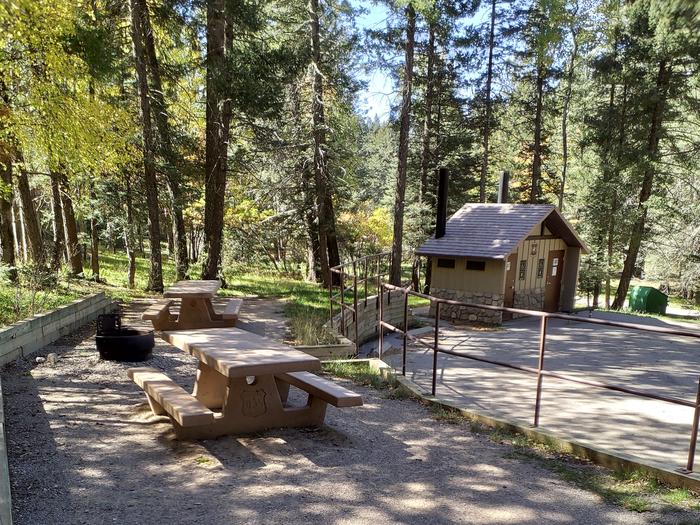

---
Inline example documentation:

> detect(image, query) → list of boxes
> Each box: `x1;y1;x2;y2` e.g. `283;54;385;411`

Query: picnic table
142;280;243;331
127;327;362;439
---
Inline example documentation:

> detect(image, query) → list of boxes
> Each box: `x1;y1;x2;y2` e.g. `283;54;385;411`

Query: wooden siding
431;257;505;294
512;236;566;292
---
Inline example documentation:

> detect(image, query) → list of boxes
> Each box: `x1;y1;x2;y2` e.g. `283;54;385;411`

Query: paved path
2;320;669;525
384;311;700;472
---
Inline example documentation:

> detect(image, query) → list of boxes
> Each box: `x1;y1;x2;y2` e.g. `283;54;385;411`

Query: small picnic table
142;279;243;331
128;327;362;439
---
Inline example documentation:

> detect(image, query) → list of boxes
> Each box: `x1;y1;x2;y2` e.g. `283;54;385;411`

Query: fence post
402;289;409;376
432;301;441;396
328;272;334;329
533;315;549;427
685;376;700;472
378;284;384;360
364;258;368;306
340;272;345;336
353;275;359;355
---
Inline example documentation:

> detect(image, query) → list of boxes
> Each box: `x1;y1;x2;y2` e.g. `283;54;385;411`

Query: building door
503;253;517;320
544;250;565;312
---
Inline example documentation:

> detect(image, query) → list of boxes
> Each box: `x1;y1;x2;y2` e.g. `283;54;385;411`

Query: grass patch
0;250;178;327
321;361;414;399
223;271;336;345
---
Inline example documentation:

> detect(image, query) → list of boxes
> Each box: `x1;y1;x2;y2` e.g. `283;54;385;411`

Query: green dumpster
627;285;668;315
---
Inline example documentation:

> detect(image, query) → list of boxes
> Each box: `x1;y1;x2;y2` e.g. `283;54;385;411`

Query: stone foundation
428;288;504;325
513;288;545;312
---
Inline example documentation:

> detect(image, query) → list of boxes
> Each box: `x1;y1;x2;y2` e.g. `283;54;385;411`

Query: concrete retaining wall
331;291;411;347
0;292;118;366
0;374;10;525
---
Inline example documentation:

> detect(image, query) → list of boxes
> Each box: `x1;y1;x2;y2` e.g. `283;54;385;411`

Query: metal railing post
533;315;549;427
402;289;409;376
376;257;381;308
685;377;700;472
340;272;345;336
328;272;334;329
353;275;359;355
378;284;384;359
364;258;368;306
432;301;441;396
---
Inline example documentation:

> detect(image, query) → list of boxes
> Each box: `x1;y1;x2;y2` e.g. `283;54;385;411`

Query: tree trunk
419;22;436;206
202;0;231;280
130;0;163;292
17;193;28;263
49;170;66;271
309;0;340;286
16;166;45;267
480;0;497;204
59;173;83;275
559;37;578;211
137;0;188;280
389;3;416;286
0;146;16;282
612;60;672;309
530;64;545;204
0;84;17;281
124;174;137;288
89;182;100;281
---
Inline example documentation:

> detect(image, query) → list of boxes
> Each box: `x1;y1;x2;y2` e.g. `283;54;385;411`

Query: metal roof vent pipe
497;170;510;204
435;167;449;238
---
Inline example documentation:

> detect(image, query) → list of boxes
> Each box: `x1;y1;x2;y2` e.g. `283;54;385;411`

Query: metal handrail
328;252;393;352
378;282;700;473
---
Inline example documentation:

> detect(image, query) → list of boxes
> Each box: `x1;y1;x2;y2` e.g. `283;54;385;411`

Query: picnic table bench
142;280;243;331
128;327;362;439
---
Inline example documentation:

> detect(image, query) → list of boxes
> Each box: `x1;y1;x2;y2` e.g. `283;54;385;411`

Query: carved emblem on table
241;389;267;417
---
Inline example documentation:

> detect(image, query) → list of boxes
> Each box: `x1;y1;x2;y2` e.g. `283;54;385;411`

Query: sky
351;1;491;123
353;2;395;122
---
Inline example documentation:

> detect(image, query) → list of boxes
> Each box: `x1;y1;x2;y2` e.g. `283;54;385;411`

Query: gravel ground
1;321;696;524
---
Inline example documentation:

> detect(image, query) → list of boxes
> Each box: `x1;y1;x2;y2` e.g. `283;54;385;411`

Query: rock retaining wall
428;288;504;325
0;292;118;367
513;288;545;316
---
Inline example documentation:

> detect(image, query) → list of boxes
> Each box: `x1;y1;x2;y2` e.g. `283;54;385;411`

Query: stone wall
428;288;503;325
0;292;118;366
513;288;545;311
330;290;411;347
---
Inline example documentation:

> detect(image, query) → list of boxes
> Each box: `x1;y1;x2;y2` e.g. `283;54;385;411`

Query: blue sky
351;1;491;122
353;2;394;121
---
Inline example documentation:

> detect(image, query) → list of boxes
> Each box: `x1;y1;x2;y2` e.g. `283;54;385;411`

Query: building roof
416;203;589;260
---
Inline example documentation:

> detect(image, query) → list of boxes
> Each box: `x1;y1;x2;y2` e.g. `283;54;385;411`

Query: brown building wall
427;221;582;320
430;257;505;294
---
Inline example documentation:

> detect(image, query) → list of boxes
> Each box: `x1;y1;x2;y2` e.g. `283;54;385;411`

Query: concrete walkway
384;311;700;472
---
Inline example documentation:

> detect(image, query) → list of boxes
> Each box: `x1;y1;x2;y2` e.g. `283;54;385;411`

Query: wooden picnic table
127;327;362;439
142;280;243;331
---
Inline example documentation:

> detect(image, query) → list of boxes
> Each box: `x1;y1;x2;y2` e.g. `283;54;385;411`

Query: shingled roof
416;203;588;260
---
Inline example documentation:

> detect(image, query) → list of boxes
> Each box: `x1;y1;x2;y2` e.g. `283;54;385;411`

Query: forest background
1;0;699;334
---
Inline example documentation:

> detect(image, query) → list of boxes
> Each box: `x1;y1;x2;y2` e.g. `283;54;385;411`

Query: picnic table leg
192;362;228;409
175;298;216;329
146;395;167;416
275;377;291;405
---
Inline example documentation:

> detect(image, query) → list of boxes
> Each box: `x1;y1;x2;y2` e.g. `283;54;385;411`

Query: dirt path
119;296;291;342
2;311;689;523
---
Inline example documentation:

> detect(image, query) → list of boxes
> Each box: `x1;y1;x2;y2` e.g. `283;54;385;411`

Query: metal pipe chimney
497;170;510;204
435;167;449;238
